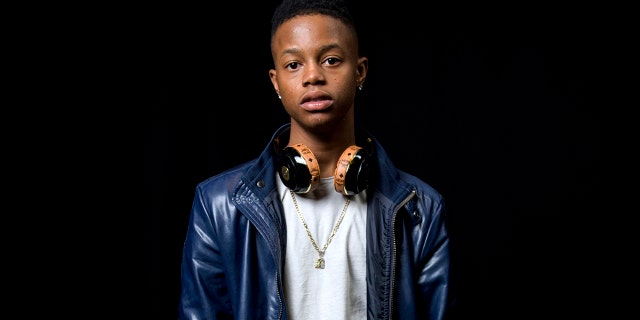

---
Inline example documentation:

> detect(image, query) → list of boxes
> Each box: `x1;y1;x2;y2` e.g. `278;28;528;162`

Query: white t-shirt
277;174;367;320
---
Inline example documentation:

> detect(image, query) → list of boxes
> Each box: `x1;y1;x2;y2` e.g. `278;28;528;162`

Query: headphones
273;126;372;196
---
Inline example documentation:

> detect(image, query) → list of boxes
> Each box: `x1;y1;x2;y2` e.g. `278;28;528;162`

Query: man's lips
300;99;332;111
300;91;333;111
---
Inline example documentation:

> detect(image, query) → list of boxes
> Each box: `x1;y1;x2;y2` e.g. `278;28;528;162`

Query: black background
148;1;600;318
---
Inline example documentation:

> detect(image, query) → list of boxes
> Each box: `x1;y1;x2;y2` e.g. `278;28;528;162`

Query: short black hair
270;0;357;39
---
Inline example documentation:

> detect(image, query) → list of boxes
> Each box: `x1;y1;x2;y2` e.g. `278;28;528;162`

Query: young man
178;0;452;319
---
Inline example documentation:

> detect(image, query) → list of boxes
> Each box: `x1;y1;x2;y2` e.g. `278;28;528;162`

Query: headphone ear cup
277;144;320;193
334;146;370;195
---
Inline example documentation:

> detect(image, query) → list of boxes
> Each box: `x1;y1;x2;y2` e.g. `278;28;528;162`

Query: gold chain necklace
288;189;351;269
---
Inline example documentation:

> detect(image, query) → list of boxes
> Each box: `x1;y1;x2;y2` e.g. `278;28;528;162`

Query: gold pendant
314;258;325;269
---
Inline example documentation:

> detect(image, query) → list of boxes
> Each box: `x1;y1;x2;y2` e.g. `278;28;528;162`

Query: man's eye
325;57;340;65
286;62;300;70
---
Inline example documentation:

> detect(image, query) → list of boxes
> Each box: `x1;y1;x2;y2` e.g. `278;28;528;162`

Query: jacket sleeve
418;196;451;320
178;185;233;320
394;190;452;320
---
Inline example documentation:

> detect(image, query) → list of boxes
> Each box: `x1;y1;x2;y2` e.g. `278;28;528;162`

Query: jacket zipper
389;189;417;319
276;271;283;319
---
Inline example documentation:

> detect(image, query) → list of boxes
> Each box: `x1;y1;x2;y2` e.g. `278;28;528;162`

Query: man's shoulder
396;170;443;201
197;159;258;191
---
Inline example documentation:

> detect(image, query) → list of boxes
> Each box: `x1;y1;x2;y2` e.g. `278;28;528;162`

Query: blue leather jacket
179;124;451;320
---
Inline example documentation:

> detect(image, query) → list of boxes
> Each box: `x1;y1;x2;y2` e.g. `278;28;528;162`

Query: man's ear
356;57;368;84
269;69;278;92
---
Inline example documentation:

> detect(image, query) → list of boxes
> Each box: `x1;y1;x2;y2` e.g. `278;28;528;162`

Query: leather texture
178;123;451;320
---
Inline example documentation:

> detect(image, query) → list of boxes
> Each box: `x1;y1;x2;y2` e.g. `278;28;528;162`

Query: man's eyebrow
280;43;343;57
